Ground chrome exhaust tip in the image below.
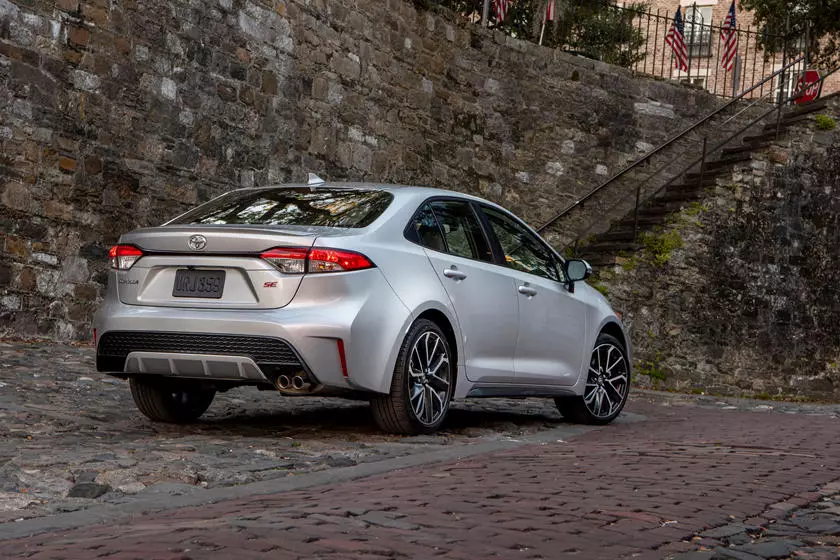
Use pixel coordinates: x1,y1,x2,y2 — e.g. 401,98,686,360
276,375,291,389
292,375,306,390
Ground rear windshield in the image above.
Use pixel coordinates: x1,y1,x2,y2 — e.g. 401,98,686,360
171,188,393,228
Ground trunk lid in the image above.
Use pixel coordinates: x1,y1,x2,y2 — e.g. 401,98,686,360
116,225,345,309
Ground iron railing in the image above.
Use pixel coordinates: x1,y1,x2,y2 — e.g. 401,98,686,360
535,55,804,236
548,64,838,253
421,0,808,100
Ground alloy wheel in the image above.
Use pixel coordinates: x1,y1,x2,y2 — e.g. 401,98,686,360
408,331,451,426
584,343,629,419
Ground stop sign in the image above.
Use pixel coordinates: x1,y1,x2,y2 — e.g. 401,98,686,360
793,70,822,105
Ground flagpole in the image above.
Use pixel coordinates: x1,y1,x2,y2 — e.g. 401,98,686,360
482,0,490,27
539,9,547,45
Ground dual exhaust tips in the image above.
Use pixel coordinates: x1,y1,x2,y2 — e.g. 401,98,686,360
275,374,310,391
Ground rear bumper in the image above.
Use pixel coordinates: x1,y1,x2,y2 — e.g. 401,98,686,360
97,332,304,382
93,268,412,393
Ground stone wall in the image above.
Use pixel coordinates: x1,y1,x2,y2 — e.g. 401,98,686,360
1,0,724,340
598,96,840,400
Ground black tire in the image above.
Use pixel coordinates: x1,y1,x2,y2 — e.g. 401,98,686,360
371,319,455,435
555,333,630,425
129,377,216,423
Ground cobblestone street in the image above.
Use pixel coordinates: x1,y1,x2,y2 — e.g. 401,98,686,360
0,341,594,523
1,342,840,558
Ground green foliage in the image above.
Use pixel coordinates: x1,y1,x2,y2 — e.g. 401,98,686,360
544,3,647,68
683,201,709,217
815,114,837,131
738,0,840,67
620,255,639,271
420,0,647,69
640,229,684,266
591,280,609,296
636,352,666,380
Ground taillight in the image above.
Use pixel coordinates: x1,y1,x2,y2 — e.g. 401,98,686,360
260,248,309,274
260,247,374,274
109,245,143,270
308,248,373,273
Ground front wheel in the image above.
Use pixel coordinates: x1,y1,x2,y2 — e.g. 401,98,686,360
129,377,216,423
555,333,630,425
371,319,454,435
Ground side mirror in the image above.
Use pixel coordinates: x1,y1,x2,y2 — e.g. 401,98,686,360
565,259,592,283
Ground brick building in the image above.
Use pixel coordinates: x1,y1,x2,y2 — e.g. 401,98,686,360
626,0,838,99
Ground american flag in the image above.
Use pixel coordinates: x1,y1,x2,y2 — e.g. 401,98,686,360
665,7,689,72
545,0,555,21
720,0,738,71
493,0,510,22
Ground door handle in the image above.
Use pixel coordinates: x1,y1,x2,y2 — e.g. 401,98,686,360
518,285,537,297
443,268,467,280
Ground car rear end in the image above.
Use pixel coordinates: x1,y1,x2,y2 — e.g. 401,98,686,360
94,185,410,395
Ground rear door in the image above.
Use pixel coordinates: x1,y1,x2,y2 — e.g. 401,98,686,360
410,200,519,384
478,205,589,386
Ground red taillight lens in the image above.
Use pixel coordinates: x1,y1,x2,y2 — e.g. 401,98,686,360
308,248,374,273
109,245,144,270
260,247,374,274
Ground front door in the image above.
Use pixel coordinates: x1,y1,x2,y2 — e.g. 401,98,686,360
411,200,519,384
479,206,589,386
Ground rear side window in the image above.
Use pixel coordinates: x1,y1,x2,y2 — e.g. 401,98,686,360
170,188,393,228
407,200,492,262
409,204,446,253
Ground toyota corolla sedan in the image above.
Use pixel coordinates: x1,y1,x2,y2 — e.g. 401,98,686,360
94,178,631,434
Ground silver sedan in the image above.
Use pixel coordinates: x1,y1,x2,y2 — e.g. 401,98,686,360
94,180,631,434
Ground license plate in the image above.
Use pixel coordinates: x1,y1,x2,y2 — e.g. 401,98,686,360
172,269,225,298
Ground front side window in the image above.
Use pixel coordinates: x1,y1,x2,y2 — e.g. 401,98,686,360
169,188,393,228
482,206,561,282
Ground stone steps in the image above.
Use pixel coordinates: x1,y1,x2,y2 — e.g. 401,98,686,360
569,101,826,271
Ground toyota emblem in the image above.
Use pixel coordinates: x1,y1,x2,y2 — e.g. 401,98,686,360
188,234,207,251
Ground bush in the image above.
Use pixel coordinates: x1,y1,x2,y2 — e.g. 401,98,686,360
815,114,836,131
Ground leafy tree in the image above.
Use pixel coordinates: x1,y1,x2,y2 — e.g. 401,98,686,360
414,0,646,69
543,2,647,68
738,0,840,67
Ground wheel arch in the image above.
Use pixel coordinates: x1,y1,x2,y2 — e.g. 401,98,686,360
416,308,459,378
379,302,464,395
600,320,628,353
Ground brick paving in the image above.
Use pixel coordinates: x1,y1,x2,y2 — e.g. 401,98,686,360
3,399,839,559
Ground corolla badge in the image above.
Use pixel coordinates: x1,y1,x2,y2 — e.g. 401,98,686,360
188,234,207,251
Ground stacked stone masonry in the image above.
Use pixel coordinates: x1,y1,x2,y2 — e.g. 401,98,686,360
2,0,741,340
598,95,840,400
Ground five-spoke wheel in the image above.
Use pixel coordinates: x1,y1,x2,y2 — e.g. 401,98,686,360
555,333,629,425
372,319,454,434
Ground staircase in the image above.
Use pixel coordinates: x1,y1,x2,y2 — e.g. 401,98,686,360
571,99,829,269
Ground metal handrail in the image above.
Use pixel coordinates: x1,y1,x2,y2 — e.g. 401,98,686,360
638,65,838,209
563,64,839,252
535,55,806,234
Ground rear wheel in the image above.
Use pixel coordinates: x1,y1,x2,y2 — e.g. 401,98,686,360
129,377,216,423
371,319,454,435
555,333,630,425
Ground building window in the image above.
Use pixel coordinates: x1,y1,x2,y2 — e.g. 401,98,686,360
680,76,707,88
685,6,713,58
